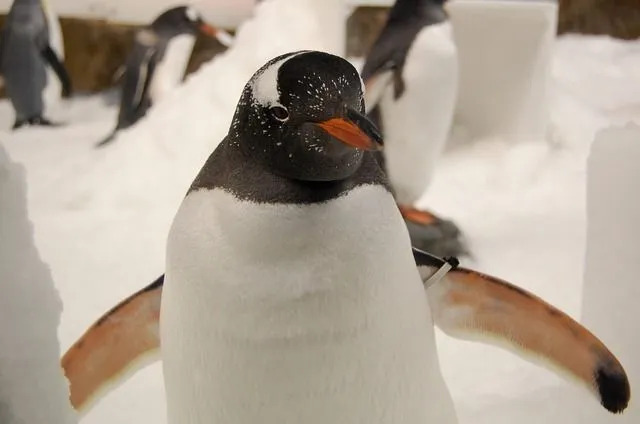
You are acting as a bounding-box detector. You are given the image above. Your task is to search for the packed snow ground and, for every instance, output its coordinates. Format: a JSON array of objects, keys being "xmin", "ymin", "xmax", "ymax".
[{"xmin": 0, "ymin": 0, "xmax": 639, "ymax": 422}]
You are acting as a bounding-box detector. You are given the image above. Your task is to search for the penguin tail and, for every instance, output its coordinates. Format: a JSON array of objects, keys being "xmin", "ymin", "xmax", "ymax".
[{"xmin": 96, "ymin": 131, "xmax": 118, "ymax": 148}]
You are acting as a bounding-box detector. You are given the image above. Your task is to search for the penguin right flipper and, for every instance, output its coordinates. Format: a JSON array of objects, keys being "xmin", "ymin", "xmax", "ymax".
[
  {"xmin": 40, "ymin": 44, "xmax": 72, "ymax": 98},
  {"xmin": 413, "ymin": 248, "xmax": 631, "ymax": 414},
  {"xmin": 62, "ymin": 275, "xmax": 163, "ymax": 414}
]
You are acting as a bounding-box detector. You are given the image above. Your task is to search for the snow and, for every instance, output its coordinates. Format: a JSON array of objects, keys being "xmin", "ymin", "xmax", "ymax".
[
  {"xmin": 0, "ymin": 0, "xmax": 639, "ymax": 422},
  {"xmin": 0, "ymin": 145, "xmax": 76, "ymax": 423}
]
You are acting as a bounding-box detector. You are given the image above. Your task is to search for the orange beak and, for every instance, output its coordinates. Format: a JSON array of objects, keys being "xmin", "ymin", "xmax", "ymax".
[
  {"xmin": 199, "ymin": 23, "xmax": 217, "ymax": 37},
  {"xmin": 316, "ymin": 109, "xmax": 383, "ymax": 151},
  {"xmin": 199, "ymin": 23, "xmax": 234, "ymax": 47}
]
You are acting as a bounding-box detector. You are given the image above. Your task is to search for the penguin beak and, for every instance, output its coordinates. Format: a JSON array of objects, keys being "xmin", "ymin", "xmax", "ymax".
[
  {"xmin": 316, "ymin": 108, "xmax": 383, "ymax": 151},
  {"xmin": 198, "ymin": 23, "xmax": 234, "ymax": 47}
]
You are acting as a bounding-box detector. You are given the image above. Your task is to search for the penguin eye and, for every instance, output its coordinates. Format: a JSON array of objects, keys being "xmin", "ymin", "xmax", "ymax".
[{"xmin": 270, "ymin": 105, "xmax": 289, "ymax": 122}]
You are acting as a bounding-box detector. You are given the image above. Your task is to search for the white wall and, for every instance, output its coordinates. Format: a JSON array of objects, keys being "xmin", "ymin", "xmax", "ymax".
[
  {"xmin": 0, "ymin": 0, "xmax": 392, "ymax": 27},
  {"xmin": 0, "ymin": 0, "xmax": 256, "ymax": 27}
]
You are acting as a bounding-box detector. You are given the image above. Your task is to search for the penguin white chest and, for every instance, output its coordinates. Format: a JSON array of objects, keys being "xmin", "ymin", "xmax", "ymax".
[
  {"xmin": 161, "ymin": 185, "xmax": 457, "ymax": 424},
  {"xmin": 380, "ymin": 22, "xmax": 458, "ymax": 204},
  {"xmin": 149, "ymin": 34, "xmax": 195, "ymax": 102}
]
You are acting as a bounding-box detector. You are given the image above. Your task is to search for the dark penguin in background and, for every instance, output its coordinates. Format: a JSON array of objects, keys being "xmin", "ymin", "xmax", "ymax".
[
  {"xmin": 61, "ymin": 51, "xmax": 629, "ymax": 422},
  {"xmin": 0, "ymin": 0, "xmax": 72, "ymax": 129},
  {"xmin": 361, "ymin": 0, "xmax": 461, "ymax": 257},
  {"xmin": 97, "ymin": 6, "xmax": 233, "ymax": 147}
]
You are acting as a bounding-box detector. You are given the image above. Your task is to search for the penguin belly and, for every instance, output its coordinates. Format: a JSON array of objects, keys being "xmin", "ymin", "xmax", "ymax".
[
  {"xmin": 380, "ymin": 22, "xmax": 458, "ymax": 205},
  {"xmin": 149, "ymin": 34, "xmax": 195, "ymax": 104},
  {"xmin": 1, "ymin": 36, "xmax": 47, "ymax": 121},
  {"xmin": 161, "ymin": 185, "xmax": 458, "ymax": 424}
]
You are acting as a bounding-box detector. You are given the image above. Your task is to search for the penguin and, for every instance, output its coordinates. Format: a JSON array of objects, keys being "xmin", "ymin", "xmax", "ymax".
[
  {"xmin": 61, "ymin": 51, "xmax": 630, "ymax": 422},
  {"xmin": 97, "ymin": 6, "xmax": 233, "ymax": 147},
  {"xmin": 361, "ymin": 0, "xmax": 461, "ymax": 256},
  {"xmin": 0, "ymin": 0, "xmax": 72, "ymax": 129}
]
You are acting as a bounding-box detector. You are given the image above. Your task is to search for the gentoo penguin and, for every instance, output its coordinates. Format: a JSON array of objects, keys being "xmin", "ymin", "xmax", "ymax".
[
  {"xmin": 62, "ymin": 52, "xmax": 630, "ymax": 422},
  {"xmin": 97, "ymin": 6, "xmax": 233, "ymax": 147},
  {"xmin": 361, "ymin": 0, "xmax": 461, "ymax": 256},
  {"xmin": 0, "ymin": 0, "xmax": 72, "ymax": 129}
]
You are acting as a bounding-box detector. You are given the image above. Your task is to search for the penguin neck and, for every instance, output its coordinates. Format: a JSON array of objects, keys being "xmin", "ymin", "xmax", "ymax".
[
  {"xmin": 388, "ymin": 0, "xmax": 446, "ymax": 23},
  {"xmin": 188, "ymin": 136, "xmax": 390, "ymax": 204}
]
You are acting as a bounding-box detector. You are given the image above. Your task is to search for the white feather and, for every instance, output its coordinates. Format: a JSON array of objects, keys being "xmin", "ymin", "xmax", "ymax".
[
  {"xmin": 149, "ymin": 34, "xmax": 196, "ymax": 103},
  {"xmin": 161, "ymin": 185, "xmax": 458, "ymax": 424},
  {"xmin": 378, "ymin": 22, "xmax": 458, "ymax": 205},
  {"xmin": 250, "ymin": 52, "xmax": 305, "ymax": 106}
]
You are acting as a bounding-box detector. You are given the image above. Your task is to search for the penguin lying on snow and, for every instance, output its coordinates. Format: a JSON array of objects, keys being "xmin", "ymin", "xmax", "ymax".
[
  {"xmin": 0, "ymin": 0, "xmax": 72, "ymax": 129},
  {"xmin": 97, "ymin": 6, "xmax": 233, "ymax": 147},
  {"xmin": 362, "ymin": 0, "xmax": 462, "ymax": 257},
  {"xmin": 62, "ymin": 51, "xmax": 629, "ymax": 422}
]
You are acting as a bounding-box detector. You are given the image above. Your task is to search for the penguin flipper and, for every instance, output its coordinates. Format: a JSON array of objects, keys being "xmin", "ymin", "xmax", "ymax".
[
  {"xmin": 62, "ymin": 275, "xmax": 163, "ymax": 414},
  {"xmin": 413, "ymin": 248, "xmax": 630, "ymax": 414},
  {"xmin": 40, "ymin": 44, "xmax": 72, "ymax": 98},
  {"xmin": 363, "ymin": 68, "xmax": 394, "ymax": 112},
  {"xmin": 116, "ymin": 45, "xmax": 158, "ymax": 130}
]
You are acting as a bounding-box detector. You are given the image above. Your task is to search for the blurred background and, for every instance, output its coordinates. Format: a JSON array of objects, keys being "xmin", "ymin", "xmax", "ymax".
[{"xmin": 0, "ymin": 0, "xmax": 638, "ymax": 95}]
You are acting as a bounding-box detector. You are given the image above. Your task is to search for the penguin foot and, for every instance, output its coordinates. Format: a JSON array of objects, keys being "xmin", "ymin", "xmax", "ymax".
[
  {"xmin": 27, "ymin": 116, "xmax": 61, "ymax": 127},
  {"xmin": 399, "ymin": 205, "xmax": 469, "ymax": 258},
  {"xmin": 13, "ymin": 116, "xmax": 62, "ymax": 129},
  {"xmin": 12, "ymin": 119, "xmax": 27, "ymax": 130}
]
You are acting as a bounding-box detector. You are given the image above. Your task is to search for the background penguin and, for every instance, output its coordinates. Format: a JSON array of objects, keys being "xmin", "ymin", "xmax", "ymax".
[
  {"xmin": 361, "ymin": 0, "xmax": 461, "ymax": 256},
  {"xmin": 0, "ymin": 0, "xmax": 72, "ymax": 129},
  {"xmin": 61, "ymin": 51, "xmax": 629, "ymax": 422},
  {"xmin": 97, "ymin": 6, "xmax": 233, "ymax": 147}
]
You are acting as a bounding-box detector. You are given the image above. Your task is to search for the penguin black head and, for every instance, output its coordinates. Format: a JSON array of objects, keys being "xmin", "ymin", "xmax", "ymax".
[
  {"xmin": 150, "ymin": 6, "xmax": 217, "ymax": 38},
  {"xmin": 230, "ymin": 51, "xmax": 383, "ymax": 182}
]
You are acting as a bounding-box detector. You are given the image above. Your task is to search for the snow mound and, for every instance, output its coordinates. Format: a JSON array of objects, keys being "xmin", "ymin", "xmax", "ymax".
[{"xmin": 0, "ymin": 145, "xmax": 76, "ymax": 423}]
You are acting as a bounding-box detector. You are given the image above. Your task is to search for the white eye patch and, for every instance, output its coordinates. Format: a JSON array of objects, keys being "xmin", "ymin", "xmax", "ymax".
[
  {"xmin": 251, "ymin": 52, "xmax": 306, "ymax": 107},
  {"xmin": 185, "ymin": 7, "xmax": 200, "ymax": 22}
]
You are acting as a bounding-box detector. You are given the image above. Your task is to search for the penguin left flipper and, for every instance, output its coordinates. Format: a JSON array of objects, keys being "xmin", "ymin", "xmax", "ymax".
[
  {"xmin": 40, "ymin": 44, "xmax": 72, "ymax": 98},
  {"xmin": 115, "ymin": 44, "xmax": 159, "ymax": 132},
  {"xmin": 62, "ymin": 275, "xmax": 163, "ymax": 414},
  {"xmin": 413, "ymin": 248, "xmax": 631, "ymax": 414}
]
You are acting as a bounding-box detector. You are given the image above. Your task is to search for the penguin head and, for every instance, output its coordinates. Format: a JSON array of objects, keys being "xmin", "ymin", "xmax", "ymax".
[
  {"xmin": 230, "ymin": 51, "xmax": 383, "ymax": 182},
  {"xmin": 150, "ymin": 6, "xmax": 217, "ymax": 38}
]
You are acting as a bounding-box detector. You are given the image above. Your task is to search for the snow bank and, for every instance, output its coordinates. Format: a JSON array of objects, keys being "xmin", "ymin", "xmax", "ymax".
[
  {"xmin": 0, "ymin": 145, "xmax": 76, "ymax": 423},
  {"xmin": 581, "ymin": 123, "xmax": 640, "ymax": 423}
]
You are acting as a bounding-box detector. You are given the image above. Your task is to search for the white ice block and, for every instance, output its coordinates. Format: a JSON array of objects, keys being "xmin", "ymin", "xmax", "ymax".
[
  {"xmin": 446, "ymin": 0, "xmax": 558, "ymax": 141},
  {"xmin": 581, "ymin": 123, "xmax": 640, "ymax": 423}
]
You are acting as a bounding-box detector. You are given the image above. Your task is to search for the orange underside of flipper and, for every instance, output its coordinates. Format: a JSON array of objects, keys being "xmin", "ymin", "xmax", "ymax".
[
  {"xmin": 427, "ymin": 266, "xmax": 630, "ymax": 413},
  {"xmin": 61, "ymin": 277, "xmax": 163, "ymax": 412}
]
